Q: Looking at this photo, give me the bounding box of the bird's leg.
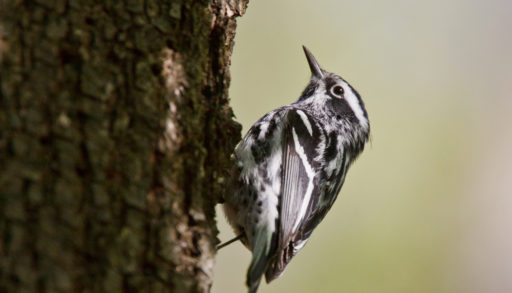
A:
[216,234,244,250]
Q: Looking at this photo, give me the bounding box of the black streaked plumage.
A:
[223,46,370,293]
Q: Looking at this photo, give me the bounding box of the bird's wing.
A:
[264,108,326,282]
[291,135,351,251]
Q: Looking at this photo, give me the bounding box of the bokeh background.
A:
[213,0,512,292]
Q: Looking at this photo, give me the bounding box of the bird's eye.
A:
[331,85,344,97]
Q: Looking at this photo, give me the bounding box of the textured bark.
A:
[0,0,246,292]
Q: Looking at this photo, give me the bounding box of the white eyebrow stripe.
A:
[342,82,368,128]
[296,110,313,136]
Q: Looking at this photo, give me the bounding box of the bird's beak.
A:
[303,45,324,78]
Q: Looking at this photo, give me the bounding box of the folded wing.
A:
[265,109,324,281]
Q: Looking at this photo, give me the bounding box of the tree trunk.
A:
[0,1,247,292]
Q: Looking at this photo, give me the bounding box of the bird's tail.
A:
[247,226,273,293]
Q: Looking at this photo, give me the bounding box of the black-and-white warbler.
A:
[222,46,370,293]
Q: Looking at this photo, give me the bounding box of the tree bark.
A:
[0,1,247,292]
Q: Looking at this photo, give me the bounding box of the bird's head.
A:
[298,46,369,132]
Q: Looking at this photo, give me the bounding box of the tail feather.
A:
[264,241,292,283]
[247,252,267,293]
[246,227,273,293]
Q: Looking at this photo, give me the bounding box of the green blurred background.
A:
[214,0,512,292]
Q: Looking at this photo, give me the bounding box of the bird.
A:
[222,46,370,293]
